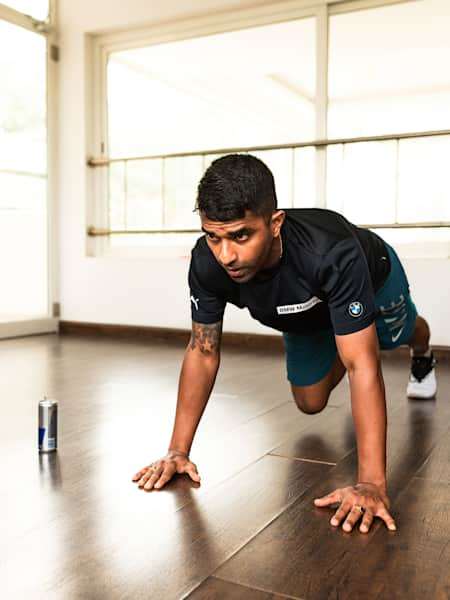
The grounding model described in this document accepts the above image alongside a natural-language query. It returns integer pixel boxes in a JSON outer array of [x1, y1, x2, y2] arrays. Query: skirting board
[[59, 320, 282, 352], [58, 320, 449, 361]]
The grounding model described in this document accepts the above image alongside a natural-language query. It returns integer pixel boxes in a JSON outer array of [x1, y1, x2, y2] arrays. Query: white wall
[[57, 0, 450, 345]]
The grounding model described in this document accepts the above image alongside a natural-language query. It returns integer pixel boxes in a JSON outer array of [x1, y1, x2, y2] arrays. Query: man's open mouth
[[226, 267, 246, 277]]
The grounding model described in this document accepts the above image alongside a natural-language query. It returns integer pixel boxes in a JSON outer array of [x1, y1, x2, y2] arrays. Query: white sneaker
[[406, 352, 437, 399]]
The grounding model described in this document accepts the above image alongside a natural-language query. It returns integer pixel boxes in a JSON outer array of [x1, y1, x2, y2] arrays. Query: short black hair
[[195, 154, 277, 222]]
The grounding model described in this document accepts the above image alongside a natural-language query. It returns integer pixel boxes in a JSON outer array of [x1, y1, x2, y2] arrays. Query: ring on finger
[[353, 504, 365, 515]]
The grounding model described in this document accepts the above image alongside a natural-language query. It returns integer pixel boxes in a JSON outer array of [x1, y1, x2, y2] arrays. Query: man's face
[[200, 210, 284, 283]]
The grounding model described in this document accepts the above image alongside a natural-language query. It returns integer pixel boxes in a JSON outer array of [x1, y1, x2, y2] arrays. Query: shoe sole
[[406, 391, 436, 400]]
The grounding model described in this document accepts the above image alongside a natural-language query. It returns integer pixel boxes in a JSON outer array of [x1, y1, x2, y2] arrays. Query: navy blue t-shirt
[[188, 208, 390, 336]]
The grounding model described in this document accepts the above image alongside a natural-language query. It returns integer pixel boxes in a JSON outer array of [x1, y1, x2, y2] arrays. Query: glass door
[[0, 18, 56, 338]]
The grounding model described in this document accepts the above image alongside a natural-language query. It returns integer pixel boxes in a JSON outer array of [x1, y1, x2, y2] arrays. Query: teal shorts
[[283, 243, 418, 387]]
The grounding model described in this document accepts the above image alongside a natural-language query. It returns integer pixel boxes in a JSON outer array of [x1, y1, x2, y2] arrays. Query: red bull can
[[38, 398, 58, 452]]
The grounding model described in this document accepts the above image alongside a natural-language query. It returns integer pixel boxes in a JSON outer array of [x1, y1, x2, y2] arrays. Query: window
[[326, 141, 397, 225], [89, 0, 450, 255], [107, 18, 316, 158], [98, 16, 316, 248], [0, 19, 48, 321], [397, 136, 450, 224], [327, 0, 450, 247], [328, 0, 450, 137], [1, 0, 48, 20]]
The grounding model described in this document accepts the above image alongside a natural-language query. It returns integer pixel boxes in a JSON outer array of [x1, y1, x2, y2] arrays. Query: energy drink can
[[38, 397, 58, 452]]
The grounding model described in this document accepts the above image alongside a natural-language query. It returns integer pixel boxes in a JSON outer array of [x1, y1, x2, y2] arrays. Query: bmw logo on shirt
[[348, 301, 364, 317]]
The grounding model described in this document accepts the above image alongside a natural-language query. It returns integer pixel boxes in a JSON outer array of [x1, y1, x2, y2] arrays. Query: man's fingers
[[377, 507, 397, 531], [137, 464, 162, 489], [132, 467, 151, 481], [134, 458, 201, 492], [314, 483, 396, 534], [147, 465, 177, 490], [143, 470, 162, 490], [314, 490, 342, 507], [137, 468, 155, 487], [359, 510, 374, 533], [186, 467, 201, 482], [342, 506, 365, 532], [140, 467, 161, 489], [330, 502, 352, 527], [153, 468, 176, 490], [176, 460, 201, 482]]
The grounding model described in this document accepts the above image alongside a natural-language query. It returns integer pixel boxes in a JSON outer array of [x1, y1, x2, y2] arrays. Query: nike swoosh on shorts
[[391, 327, 405, 343]]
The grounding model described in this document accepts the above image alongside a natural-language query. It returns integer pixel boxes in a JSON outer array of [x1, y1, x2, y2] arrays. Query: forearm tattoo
[[190, 321, 222, 354]]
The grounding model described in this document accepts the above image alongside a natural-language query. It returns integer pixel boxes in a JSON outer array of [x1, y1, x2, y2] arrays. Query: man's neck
[[256, 235, 283, 279]]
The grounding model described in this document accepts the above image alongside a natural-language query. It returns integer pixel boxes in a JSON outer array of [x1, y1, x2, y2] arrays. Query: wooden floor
[[1, 333, 449, 599]]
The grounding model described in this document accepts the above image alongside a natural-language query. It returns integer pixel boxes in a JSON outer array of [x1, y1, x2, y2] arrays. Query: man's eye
[[206, 233, 217, 241], [235, 232, 248, 241]]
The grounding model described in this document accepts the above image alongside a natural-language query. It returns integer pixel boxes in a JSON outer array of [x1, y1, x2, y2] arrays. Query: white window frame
[[86, 0, 448, 260], [0, 0, 59, 338]]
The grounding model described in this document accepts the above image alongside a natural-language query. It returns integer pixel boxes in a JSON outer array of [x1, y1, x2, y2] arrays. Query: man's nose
[[218, 241, 237, 266]]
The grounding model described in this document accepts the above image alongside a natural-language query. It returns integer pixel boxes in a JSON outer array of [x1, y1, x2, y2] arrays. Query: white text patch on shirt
[[276, 296, 323, 315]]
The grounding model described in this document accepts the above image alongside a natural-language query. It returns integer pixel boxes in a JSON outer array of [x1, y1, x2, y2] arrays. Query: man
[[132, 154, 437, 534]]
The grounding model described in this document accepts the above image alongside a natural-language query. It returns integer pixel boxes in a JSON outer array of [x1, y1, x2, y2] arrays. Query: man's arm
[[314, 323, 397, 533], [338, 322, 387, 488], [132, 320, 222, 491], [168, 320, 222, 455]]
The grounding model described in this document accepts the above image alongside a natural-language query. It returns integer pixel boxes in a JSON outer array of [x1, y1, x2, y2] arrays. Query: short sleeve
[[318, 238, 376, 335], [188, 256, 226, 324]]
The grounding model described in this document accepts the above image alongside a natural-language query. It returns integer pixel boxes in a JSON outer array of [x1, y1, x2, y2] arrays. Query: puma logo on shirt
[[190, 295, 199, 310]]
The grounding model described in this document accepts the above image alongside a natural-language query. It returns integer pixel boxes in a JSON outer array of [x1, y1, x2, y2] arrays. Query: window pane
[[326, 141, 397, 224], [0, 21, 46, 174], [163, 157, 203, 230], [0, 174, 47, 320], [0, 20, 48, 321], [109, 162, 126, 229], [293, 147, 315, 208], [371, 227, 450, 256], [251, 149, 294, 208], [203, 148, 314, 210], [1, 1, 49, 20], [126, 160, 163, 230], [397, 136, 450, 223], [328, 0, 450, 137], [107, 18, 316, 158], [0, 172, 46, 210]]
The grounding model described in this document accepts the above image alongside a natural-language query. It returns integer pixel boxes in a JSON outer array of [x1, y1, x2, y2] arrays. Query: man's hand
[[314, 482, 397, 533], [132, 451, 201, 491]]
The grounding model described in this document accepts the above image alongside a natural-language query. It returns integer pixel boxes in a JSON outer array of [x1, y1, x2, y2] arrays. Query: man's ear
[[270, 210, 285, 237]]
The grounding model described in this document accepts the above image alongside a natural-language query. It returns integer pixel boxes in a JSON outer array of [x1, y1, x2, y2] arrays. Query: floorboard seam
[[235, 399, 297, 427], [268, 453, 337, 466], [261, 410, 344, 460], [412, 475, 450, 484], [211, 575, 305, 599]]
